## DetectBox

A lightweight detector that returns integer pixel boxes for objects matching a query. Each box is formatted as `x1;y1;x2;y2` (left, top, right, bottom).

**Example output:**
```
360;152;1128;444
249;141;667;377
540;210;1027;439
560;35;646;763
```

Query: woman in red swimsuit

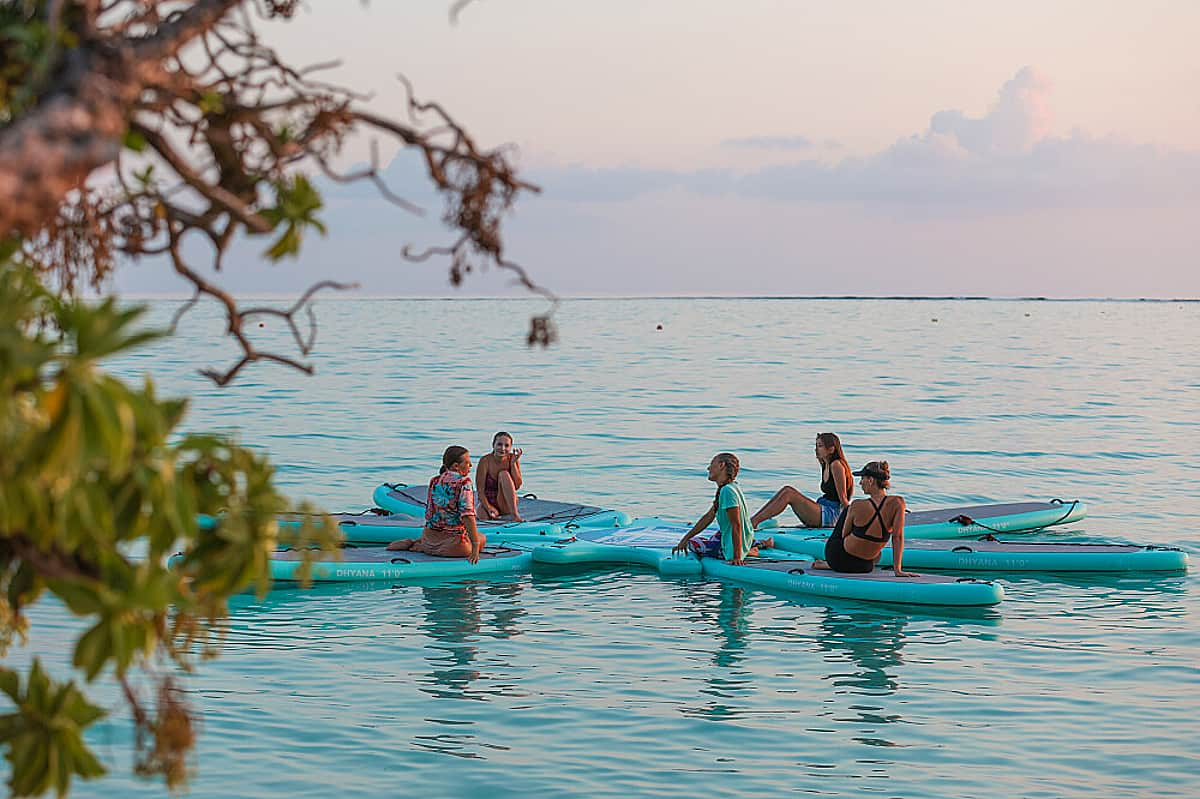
475;431;524;521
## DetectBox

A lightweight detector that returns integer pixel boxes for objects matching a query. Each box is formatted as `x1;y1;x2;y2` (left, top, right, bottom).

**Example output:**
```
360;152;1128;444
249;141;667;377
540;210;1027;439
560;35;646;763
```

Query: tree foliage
0;0;549;795
0;256;342;795
1;0;555;383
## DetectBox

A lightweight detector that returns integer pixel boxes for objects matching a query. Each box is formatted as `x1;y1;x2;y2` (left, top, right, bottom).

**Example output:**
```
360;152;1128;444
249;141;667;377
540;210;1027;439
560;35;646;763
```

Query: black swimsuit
820;467;840;503
824;497;893;574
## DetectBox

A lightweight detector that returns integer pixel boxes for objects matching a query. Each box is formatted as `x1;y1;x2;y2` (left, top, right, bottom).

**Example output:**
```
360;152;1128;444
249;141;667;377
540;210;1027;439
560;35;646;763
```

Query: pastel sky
116;1;1200;298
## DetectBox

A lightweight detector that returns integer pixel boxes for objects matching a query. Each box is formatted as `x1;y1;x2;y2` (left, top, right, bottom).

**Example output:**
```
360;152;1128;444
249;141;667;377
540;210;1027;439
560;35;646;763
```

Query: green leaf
122;128;147;153
264;225;300;260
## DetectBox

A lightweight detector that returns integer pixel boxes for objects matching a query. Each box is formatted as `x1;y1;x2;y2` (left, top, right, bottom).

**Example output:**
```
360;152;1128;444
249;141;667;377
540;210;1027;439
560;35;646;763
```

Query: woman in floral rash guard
387;446;486;563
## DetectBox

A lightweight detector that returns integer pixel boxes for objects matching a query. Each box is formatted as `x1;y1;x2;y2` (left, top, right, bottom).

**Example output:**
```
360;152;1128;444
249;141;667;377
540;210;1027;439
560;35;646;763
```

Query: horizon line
117;293;1200;303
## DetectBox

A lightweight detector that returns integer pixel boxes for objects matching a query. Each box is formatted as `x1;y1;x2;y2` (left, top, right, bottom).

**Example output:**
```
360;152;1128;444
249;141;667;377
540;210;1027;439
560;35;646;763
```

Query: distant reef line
120;294;1200;303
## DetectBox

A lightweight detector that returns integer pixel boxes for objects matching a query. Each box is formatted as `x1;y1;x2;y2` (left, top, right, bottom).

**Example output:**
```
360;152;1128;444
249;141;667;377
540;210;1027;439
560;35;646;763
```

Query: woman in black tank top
822;460;916;576
750;432;853;529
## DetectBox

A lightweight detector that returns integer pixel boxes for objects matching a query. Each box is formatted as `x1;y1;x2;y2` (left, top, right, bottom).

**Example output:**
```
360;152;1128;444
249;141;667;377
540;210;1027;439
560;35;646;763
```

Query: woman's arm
890;497;915;576
508;448;523;490
726;505;745;565
673;505;717;553
464;515;483;564
831;460;851;508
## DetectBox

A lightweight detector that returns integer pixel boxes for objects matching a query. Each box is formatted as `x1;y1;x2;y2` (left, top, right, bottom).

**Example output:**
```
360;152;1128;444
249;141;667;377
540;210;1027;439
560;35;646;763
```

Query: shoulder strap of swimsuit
849;496;891;542
865;497;887;530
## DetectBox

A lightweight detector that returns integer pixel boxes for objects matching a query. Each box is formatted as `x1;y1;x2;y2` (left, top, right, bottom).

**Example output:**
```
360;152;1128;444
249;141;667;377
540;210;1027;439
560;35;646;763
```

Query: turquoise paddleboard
756;499;1087;539
172;545;532;585
700;557;1004;607
276;510;567;545
532;518;707;576
770;533;1189;573
374;482;631;533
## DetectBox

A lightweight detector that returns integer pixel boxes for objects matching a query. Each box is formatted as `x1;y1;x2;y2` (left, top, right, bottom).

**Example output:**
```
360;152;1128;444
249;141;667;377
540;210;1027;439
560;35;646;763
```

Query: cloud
927;66;1054;156
720;135;814;150
524;67;1200;213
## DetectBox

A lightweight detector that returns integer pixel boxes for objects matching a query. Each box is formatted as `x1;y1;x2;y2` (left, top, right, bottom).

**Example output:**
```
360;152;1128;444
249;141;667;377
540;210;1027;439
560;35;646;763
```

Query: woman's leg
413;532;473;558
750;486;823;528
496;471;524;521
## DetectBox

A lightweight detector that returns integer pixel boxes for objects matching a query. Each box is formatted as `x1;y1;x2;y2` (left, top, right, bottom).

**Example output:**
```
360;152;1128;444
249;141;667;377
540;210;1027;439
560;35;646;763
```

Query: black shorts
824;530;876;574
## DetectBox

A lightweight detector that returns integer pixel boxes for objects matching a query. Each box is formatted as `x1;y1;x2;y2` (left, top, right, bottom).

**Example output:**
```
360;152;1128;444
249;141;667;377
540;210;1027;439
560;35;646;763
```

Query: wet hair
440;445;469;474
816;432;854;500
492;431;513;446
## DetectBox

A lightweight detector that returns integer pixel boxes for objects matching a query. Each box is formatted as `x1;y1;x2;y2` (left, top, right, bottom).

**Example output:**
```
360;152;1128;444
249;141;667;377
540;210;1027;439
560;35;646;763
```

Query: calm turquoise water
11;298;1200;798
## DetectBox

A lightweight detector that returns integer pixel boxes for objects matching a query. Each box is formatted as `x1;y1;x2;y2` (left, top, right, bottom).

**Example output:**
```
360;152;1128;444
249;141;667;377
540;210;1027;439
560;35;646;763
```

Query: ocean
10;297;1199;798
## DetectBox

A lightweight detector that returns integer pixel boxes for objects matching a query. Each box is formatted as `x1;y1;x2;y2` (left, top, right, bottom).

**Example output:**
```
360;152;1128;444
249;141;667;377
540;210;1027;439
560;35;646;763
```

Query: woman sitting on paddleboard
476;431;525;522
672;453;766;565
750;432;852;529
820;460;915;576
388;446;486;564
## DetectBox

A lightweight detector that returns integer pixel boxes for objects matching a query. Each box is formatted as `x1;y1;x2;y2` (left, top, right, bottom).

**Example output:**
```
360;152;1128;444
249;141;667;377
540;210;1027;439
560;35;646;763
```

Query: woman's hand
729;556;745;566
672;539;690;555
483;505;499;520
512;447;523;461
893;569;918;578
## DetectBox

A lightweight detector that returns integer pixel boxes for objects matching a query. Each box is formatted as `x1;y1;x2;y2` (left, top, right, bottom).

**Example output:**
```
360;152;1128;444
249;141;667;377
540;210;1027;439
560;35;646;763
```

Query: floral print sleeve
425;472;476;532
457;479;476;519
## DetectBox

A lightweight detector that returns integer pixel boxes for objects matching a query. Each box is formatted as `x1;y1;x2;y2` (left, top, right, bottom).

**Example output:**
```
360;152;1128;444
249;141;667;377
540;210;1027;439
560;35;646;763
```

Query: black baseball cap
851;461;890;480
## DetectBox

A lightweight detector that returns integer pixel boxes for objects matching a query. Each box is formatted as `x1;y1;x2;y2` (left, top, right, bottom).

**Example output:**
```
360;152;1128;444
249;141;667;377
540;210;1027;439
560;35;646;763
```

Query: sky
115;0;1200;298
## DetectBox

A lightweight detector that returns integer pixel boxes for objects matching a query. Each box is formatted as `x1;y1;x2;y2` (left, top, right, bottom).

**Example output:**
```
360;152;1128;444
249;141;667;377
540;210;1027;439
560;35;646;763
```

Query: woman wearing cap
750;432;853;529
388;445;486;564
821;460;916;577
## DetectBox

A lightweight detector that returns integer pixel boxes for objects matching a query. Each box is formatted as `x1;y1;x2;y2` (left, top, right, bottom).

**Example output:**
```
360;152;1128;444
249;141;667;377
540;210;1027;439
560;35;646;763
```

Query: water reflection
817;608;908;697
415;579;525;701
407;578;527;761
681;583;755;721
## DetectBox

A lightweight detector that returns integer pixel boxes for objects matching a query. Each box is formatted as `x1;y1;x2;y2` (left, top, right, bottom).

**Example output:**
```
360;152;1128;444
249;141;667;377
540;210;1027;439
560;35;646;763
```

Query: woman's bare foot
386;538;415;551
809;558;831;570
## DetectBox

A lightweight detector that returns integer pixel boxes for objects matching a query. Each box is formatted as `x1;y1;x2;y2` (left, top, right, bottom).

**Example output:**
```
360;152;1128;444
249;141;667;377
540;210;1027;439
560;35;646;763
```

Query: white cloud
527;67;1200;213
927;66;1054;156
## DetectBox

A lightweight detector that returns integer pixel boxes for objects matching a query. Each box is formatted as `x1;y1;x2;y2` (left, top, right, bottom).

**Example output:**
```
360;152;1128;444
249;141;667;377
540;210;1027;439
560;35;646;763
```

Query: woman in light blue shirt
673;452;759;565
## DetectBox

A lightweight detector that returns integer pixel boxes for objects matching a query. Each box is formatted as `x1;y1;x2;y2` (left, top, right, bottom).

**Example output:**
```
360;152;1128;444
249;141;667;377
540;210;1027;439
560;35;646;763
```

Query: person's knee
499;472;515;489
477;533;487;548
782;485;800;499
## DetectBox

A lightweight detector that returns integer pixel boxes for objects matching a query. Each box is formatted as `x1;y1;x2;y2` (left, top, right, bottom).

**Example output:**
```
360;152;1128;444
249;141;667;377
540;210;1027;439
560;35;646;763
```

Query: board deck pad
739;558;976;586
380;483;610;527
578;524;701;548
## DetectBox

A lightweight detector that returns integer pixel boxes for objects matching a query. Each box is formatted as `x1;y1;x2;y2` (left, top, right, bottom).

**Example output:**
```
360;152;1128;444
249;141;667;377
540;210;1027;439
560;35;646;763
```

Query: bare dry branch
5;0;558;383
